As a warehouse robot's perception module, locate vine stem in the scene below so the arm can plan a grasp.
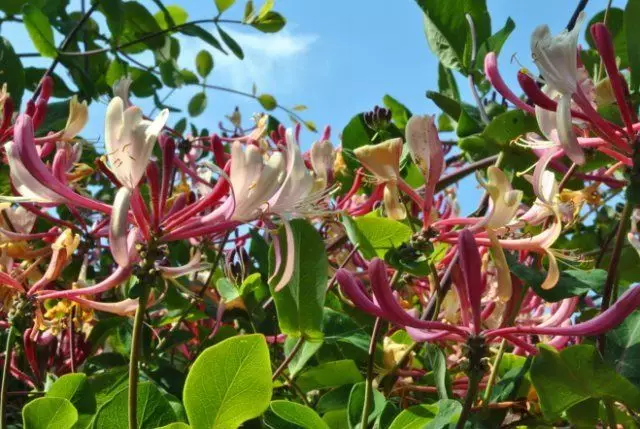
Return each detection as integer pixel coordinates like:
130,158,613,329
456,371,482,429
128,282,150,429
0,326,15,429
272,336,305,381
360,317,383,429
604,400,617,428
30,0,100,102
598,199,631,354
361,270,401,428
481,338,507,408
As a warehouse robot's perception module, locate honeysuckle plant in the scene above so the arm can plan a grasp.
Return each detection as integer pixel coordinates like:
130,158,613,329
1,1,640,429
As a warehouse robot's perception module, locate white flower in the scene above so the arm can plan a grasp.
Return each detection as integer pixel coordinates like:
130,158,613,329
104,97,169,190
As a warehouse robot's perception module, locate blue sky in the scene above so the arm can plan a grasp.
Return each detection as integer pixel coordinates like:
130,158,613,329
2,0,625,212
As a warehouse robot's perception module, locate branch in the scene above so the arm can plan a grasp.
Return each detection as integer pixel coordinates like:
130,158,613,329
30,0,100,102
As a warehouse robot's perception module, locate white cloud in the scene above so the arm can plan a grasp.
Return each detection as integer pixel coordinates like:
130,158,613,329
179,28,318,96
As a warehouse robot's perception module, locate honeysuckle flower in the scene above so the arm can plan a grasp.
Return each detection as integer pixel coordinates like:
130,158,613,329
105,97,169,190
310,139,335,187
105,96,168,266
530,12,584,96
113,76,133,108
4,140,67,204
354,138,406,220
62,96,88,140
267,129,319,219
628,208,640,258
530,13,586,164
479,167,523,229
229,141,284,221
405,115,444,226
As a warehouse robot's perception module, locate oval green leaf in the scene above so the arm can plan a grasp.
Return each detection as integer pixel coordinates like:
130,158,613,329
23,4,56,58
22,397,78,429
188,92,207,117
270,401,329,429
183,334,272,429
195,50,214,78
268,219,328,340
258,93,277,111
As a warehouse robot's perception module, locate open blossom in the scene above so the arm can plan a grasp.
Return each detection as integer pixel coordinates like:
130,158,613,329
105,95,169,266
354,138,406,220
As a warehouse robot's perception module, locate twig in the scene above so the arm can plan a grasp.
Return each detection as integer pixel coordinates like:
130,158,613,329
598,199,631,354
361,317,383,429
30,0,101,102
465,14,489,124
0,326,15,429
271,336,305,382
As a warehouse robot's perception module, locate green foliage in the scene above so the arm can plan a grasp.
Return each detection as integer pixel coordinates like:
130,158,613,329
268,401,329,429
183,334,272,428
530,344,640,420
626,0,640,90
22,397,78,429
23,4,56,58
296,360,364,392
195,50,214,78
605,311,640,389
0,37,25,107
269,219,328,340
415,0,490,74
387,400,462,429
342,215,413,260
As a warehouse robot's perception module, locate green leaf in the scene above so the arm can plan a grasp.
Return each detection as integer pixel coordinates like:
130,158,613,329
296,360,364,393
269,401,329,429
156,424,191,429
0,37,25,108
483,109,539,145
25,68,73,98
183,334,272,429
154,5,188,29
252,11,286,33
605,311,640,389
97,0,124,38
46,373,96,423
476,17,516,68
120,2,165,54
22,397,78,429
180,24,227,54
382,95,412,130
425,91,462,119
218,26,244,59
507,253,607,302
215,0,235,13
188,92,207,117
347,382,386,429
0,0,27,15
258,93,277,110
626,0,640,90
456,108,483,137
93,382,176,428
323,410,349,429
530,344,640,420
437,63,460,101
424,344,451,400
343,216,412,261
23,4,57,58
284,337,323,377
415,0,491,74
195,50,214,78
340,113,376,171
387,399,462,429
105,59,127,87
268,219,328,340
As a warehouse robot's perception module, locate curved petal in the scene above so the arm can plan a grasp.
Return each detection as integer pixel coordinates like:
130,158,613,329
556,93,585,165
109,187,132,266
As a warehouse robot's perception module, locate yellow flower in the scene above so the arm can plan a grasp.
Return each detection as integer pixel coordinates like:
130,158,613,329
63,96,88,140
354,138,406,220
